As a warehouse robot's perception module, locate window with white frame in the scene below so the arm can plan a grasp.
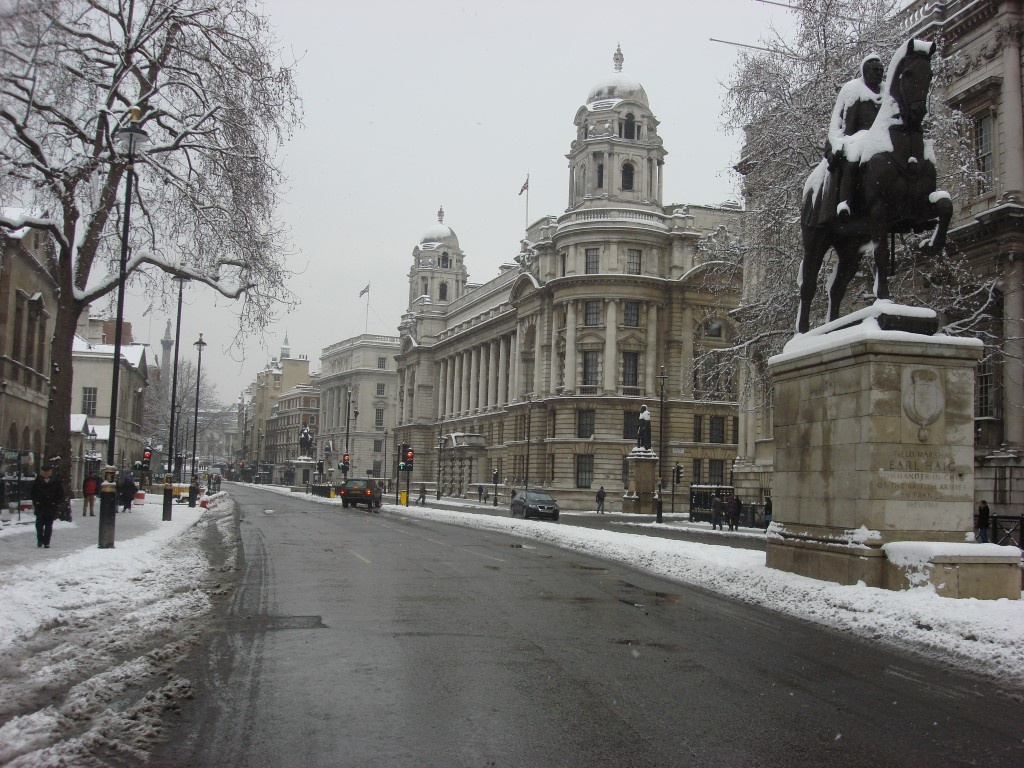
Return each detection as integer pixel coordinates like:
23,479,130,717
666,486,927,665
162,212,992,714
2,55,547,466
974,114,993,195
82,387,97,417
585,248,600,274
626,249,641,275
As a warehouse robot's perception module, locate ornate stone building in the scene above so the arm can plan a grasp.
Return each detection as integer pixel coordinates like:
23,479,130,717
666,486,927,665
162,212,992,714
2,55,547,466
394,49,743,511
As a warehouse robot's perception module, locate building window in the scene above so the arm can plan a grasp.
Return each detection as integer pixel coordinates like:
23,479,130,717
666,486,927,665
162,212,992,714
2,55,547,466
441,252,450,268
623,410,639,440
375,408,384,427
710,416,725,443
977,357,995,418
623,302,640,327
709,459,725,486
693,415,703,442
704,318,724,338
975,114,993,194
584,301,601,326
582,351,599,386
439,282,449,301
597,163,604,188
82,387,97,417
622,352,639,388
378,357,387,370
621,162,635,191
692,458,702,485
373,439,383,452
372,460,382,478
585,248,600,274
576,454,594,488
560,253,567,276
422,279,428,296
626,249,641,275
577,410,595,438
376,383,385,396
732,417,739,445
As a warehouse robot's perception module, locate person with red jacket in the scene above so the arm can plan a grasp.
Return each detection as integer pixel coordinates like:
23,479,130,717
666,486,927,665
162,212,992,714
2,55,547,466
82,473,98,516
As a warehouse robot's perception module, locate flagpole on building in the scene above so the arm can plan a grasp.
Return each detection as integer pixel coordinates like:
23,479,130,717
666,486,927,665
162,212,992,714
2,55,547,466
364,285,370,334
520,173,530,230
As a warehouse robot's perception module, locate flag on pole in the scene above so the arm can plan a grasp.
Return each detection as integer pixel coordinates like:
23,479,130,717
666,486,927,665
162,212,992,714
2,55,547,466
519,176,529,195
359,283,370,297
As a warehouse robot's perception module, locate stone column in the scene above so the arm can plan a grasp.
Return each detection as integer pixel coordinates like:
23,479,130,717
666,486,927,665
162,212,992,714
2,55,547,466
645,303,658,396
1005,257,1024,447
603,299,618,393
469,346,479,413
533,318,543,397
550,305,560,391
462,350,472,415
565,301,578,393
999,14,1023,202
510,329,520,403
437,358,447,420
477,345,488,412
453,352,464,417
488,340,499,411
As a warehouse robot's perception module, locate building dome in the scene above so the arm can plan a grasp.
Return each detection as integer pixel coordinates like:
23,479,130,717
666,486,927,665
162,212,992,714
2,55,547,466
420,206,460,249
586,75,649,108
585,45,649,108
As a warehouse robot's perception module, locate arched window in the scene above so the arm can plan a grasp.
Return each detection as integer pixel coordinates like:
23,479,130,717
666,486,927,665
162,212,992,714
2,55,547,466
439,282,449,301
621,162,635,191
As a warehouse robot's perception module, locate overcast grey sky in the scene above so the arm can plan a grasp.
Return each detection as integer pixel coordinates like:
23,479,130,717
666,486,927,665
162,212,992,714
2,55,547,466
125,0,795,404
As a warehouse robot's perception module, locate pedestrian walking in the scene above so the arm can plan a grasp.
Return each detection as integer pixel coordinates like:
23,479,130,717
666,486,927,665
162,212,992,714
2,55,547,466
711,494,725,530
763,495,772,529
977,499,991,543
82,472,98,516
119,474,138,513
596,486,606,514
726,494,741,531
478,484,484,502
31,464,64,548
417,483,427,505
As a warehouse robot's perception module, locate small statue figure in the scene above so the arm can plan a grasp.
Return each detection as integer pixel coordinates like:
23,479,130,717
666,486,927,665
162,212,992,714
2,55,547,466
299,426,313,455
636,405,652,450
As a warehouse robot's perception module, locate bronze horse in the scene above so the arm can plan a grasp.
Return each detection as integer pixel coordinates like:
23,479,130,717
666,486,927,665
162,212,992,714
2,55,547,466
797,40,952,333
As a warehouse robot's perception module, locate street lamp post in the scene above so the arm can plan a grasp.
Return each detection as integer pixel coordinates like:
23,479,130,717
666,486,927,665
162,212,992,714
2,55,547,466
656,366,668,523
163,274,189,520
382,428,388,490
99,106,149,550
436,432,444,500
189,334,207,507
524,394,533,494
344,388,358,480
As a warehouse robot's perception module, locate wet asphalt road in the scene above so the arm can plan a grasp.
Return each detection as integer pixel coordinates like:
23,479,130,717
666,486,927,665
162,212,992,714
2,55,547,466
153,485,1024,767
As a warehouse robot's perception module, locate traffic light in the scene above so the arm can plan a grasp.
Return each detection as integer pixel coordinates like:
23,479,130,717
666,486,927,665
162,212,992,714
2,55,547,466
397,444,407,472
492,468,498,484
342,453,350,474
674,463,682,484
403,446,414,471
142,448,152,471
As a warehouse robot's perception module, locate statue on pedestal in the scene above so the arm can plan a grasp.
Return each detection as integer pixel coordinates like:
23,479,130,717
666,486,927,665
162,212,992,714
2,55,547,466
636,405,651,450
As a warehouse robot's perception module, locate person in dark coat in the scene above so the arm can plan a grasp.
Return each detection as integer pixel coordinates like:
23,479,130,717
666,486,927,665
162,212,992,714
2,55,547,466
417,483,427,506
763,496,773,529
726,494,741,531
31,464,64,548
711,494,725,531
119,474,138,513
977,500,991,543
596,486,607,514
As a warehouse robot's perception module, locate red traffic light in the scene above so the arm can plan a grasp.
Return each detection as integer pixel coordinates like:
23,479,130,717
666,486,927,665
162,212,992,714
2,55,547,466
404,448,414,460
143,450,152,459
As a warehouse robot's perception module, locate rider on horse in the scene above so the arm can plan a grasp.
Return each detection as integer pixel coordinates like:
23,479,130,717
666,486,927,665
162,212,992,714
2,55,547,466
807,54,885,226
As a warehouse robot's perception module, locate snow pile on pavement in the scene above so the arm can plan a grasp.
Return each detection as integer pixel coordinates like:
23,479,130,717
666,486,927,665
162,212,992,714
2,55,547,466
0,494,235,767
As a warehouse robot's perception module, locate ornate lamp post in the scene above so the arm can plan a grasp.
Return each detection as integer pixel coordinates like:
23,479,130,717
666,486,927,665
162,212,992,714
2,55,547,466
656,366,668,523
383,428,388,490
99,106,148,549
436,432,444,500
189,334,207,506
524,394,533,494
163,274,189,520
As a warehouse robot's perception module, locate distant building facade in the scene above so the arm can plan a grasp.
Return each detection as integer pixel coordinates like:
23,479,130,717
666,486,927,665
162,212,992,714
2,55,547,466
394,49,743,510
318,334,400,482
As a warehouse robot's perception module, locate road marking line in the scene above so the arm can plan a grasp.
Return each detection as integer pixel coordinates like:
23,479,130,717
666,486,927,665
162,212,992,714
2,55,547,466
348,549,371,564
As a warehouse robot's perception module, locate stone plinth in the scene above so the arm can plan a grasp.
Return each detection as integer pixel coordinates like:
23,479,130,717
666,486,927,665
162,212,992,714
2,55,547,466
623,448,658,515
766,304,1015,599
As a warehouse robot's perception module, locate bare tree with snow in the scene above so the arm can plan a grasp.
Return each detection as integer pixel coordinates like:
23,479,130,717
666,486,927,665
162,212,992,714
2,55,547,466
0,0,302,493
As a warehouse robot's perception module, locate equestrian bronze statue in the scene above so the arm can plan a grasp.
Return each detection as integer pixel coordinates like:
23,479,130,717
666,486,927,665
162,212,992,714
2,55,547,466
797,39,952,334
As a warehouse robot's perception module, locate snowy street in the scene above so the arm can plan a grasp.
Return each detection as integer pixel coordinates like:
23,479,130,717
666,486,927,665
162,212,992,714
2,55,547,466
0,486,1021,765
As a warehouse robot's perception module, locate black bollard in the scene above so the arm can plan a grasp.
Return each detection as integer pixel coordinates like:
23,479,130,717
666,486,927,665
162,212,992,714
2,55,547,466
162,472,173,521
188,476,199,508
98,465,117,548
